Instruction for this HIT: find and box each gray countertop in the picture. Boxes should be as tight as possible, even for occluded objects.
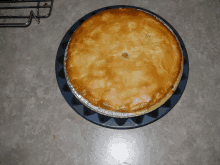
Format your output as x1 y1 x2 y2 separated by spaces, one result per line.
0 0 220 164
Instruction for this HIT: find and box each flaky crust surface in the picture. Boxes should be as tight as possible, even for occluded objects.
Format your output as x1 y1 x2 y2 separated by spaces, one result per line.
66 8 183 113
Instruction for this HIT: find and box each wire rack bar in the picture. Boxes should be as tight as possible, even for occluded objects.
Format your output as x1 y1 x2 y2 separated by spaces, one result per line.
0 0 54 27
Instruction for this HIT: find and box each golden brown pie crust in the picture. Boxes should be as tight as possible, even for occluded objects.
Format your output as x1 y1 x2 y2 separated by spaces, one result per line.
66 8 183 113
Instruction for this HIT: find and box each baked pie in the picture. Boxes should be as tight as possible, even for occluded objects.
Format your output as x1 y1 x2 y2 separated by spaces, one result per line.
66 8 183 113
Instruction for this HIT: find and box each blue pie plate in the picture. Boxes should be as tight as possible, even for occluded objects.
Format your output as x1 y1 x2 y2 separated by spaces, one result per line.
55 5 189 129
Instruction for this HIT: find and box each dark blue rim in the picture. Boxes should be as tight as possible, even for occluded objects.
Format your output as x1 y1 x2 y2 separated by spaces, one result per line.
55 5 189 129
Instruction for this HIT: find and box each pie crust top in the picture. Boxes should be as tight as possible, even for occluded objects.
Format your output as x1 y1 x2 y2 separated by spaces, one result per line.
66 8 183 113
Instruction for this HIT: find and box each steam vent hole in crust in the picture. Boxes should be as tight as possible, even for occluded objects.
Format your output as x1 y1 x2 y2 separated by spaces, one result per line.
122 51 130 59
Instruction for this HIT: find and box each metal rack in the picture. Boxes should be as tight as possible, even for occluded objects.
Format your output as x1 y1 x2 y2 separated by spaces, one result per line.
0 0 54 27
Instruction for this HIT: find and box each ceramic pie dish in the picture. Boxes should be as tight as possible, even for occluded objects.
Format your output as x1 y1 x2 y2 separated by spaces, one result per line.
55 5 189 128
